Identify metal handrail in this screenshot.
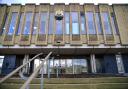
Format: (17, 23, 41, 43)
(20, 52, 52, 89)
(0, 53, 43, 83)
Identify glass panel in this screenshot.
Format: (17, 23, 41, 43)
(56, 20, 63, 34)
(54, 59, 60, 67)
(116, 55, 124, 73)
(33, 13, 39, 35)
(80, 59, 88, 73)
(60, 59, 66, 74)
(7, 12, 18, 35)
(34, 58, 47, 74)
(71, 12, 79, 34)
(65, 12, 70, 34)
(101, 12, 112, 34)
(66, 59, 73, 74)
(60, 59, 66, 68)
(80, 12, 86, 34)
(111, 13, 119, 35)
(86, 12, 96, 34)
(96, 12, 102, 34)
(73, 59, 88, 74)
(49, 12, 54, 34)
(49, 59, 54, 74)
(39, 12, 48, 34)
(23, 12, 32, 35)
(1, 13, 8, 35)
(17, 13, 23, 35)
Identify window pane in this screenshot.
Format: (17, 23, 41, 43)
(1, 13, 8, 35)
(71, 12, 79, 34)
(49, 12, 54, 34)
(39, 12, 48, 34)
(60, 59, 66, 67)
(33, 13, 39, 34)
(111, 13, 119, 35)
(86, 12, 96, 34)
(96, 12, 102, 34)
(56, 20, 63, 34)
(17, 13, 23, 35)
(23, 12, 32, 35)
(8, 12, 18, 35)
(80, 12, 86, 34)
(101, 12, 112, 34)
(66, 59, 73, 74)
(54, 59, 60, 67)
(65, 12, 70, 34)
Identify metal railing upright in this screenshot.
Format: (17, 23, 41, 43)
(20, 52, 52, 89)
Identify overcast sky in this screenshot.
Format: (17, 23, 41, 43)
(0, 0, 128, 5)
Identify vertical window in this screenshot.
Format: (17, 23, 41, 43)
(8, 12, 18, 35)
(49, 12, 54, 34)
(33, 13, 39, 35)
(86, 12, 96, 34)
(39, 12, 48, 34)
(95, 12, 102, 34)
(101, 12, 112, 34)
(65, 12, 70, 34)
(71, 12, 79, 34)
(17, 13, 23, 35)
(80, 12, 86, 34)
(23, 12, 32, 35)
(56, 20, 63, 34)
(0, 13, 8, 35)
(111, 13, 119, 35)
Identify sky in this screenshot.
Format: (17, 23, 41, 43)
(0, 0, 128, 5)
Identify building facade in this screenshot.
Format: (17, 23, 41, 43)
(0, 3, 128, 76)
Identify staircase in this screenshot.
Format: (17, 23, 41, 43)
(0, 77, 128, 89)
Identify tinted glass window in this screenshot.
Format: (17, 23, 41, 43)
(71, 12, 79, 34)
(8, 12, 18, 35)
(96, 12, 102, 34)
(65, 12, 70, 34)
(111, 13, 119, 35)
(56, 20, 63, 34)
(80, 12, 86, 34)
(33, 13, 39, 35)
(86, 12, 96, 34)
(0, 13, 8, 35)
(101, 12, 112, 34)
(49, 12, 54, 34)
(17, 13, 23, 35)
(23, 12, 32, 35)
(39, 12, 48, 34)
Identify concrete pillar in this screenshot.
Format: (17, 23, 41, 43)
(23, 54, 29, 74)
(90, 54, 97, 73)
(116, 54, 125, 74)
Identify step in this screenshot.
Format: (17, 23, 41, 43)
(2, 77, 128, 84)
(0, 77, 128, 89)
(0, 83, 128, 89)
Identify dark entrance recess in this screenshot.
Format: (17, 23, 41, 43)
(104, 54, 118, 74)
(1, 55, 16, 75)
(122, 54, 128, 73)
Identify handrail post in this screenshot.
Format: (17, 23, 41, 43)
(41, 65, 44, 89)
(20, 52, 52, 89)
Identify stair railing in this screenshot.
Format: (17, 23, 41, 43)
(0, 53, 43, 83)
(20, 52, 52, 89)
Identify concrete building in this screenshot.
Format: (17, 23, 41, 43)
(0, 3, 128, 78)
